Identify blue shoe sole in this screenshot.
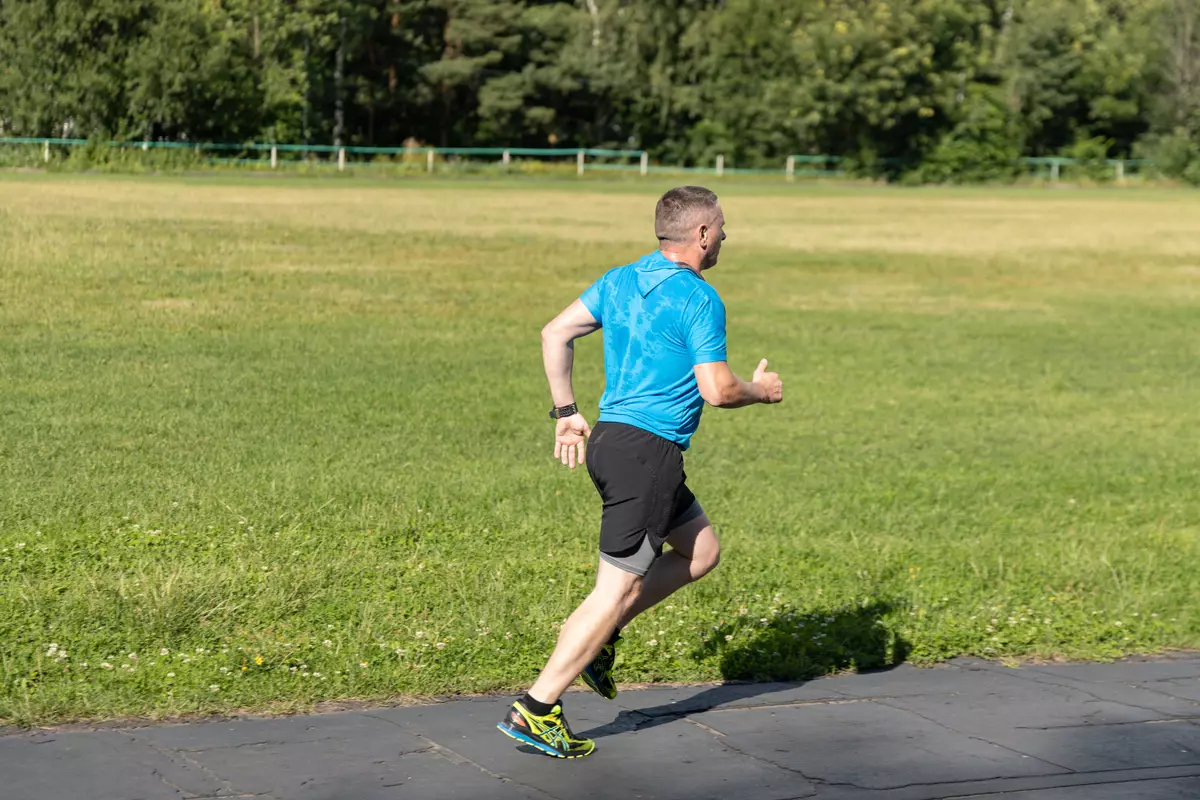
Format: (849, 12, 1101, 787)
(496, 722, 592, 759)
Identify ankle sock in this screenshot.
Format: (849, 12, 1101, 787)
(520, 693, 556, 716)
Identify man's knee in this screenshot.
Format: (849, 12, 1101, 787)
(693, 542, 720, 578)
(593, 561, 643, 605)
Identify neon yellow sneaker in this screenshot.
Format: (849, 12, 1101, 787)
(580, 636, 619, 700)
(496, 700, 596, 759)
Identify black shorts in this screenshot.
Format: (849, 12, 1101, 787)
(584, 421, 703, 576)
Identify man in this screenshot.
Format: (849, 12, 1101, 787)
(496, 186, 783, 758)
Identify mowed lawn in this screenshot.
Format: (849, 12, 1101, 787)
(1, 175, 1198, 725)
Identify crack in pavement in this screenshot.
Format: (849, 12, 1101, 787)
(1035, 670, 1200, 708)
(935, 770, 1200, 799)
(967, 663, 1199, 721)
(693, 716, 1079, 797)
(148, 766, 191, 797)
(670, 698, 1178, 797)
(126, 730, 245, 799)
(165, 734, 352, 753)
(1015, 716, 1200, 731)
(362, 712, 561, 800)
(873, 699, 1076, 774)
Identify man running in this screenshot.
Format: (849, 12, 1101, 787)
(497, 186, 783, 758)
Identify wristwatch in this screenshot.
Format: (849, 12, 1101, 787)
(549, 403, 579, 420)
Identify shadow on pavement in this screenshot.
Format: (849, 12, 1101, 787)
(577, 600, 908, 741)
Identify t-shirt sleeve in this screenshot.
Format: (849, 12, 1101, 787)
(578, 276, 604, 324)
(683, 290, 727, 365)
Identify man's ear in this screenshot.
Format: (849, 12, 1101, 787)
(699, 224, 708, 247)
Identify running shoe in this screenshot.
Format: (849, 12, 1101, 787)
(496, 700, 596, 759)
(580, 635, 619, 700)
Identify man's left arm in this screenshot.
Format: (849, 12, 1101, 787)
(542, 299, 601, 469)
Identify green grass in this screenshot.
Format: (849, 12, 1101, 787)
(2, 175, 1199, 726)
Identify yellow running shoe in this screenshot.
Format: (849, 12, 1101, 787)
(496, 700, 596, 759)
(580, 636, 619, 700)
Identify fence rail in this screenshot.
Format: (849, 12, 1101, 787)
(0, 137, 1153, 182)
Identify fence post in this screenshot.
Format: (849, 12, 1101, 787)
(502, 149, 511, 169)
(640, 151, 648, 177)
(426, 149, 434, 173)
(786, 155, 795, 182)
(337, 147, 346, 172)
(577, 149, 585, 177)
(716, 154, 724, 177)
(1050, 159, 1060, 182)
(43, 140, 50, 163)
(270, 145, 277, 169)
(1115, 160, 1125, 183)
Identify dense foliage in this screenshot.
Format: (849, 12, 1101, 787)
(2, 0, 1199, 180)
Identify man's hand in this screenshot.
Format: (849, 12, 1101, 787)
(752, 358, 783, 404)
(554, 413, 591, 469)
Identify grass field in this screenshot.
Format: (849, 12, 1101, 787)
(1, 174, 1199, 726)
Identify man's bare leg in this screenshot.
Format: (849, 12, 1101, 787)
(617, 514, 720, 629)
(527, 560, 642, 704)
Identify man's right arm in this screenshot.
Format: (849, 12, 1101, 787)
(694, 359, 783, 408)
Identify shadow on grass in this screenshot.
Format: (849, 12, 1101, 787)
(576, 599, 907, 741)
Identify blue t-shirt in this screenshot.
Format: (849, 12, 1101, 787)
(579, 251, 727, 449)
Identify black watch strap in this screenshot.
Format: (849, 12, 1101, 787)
(549, 403, 578, 420)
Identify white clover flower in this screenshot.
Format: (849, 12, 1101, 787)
(323, 640, 333, 648)
(167, 672, 175, 678)
(128, 653, 138, 661)
(209, 685, 220, 693)
(415, 631, 425, 638)
(435, 643, 446, 650)
(160, 648, 169, 656)
(725, 634, 734, 641)
(647, 639, 658, 646)
(219, 667, 229, 673)
(101, 663, 113, 670)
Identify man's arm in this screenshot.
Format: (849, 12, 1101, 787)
(542, 300, 601, 468)
(542, 299, 602, 407)
(694, 359, 782, 409)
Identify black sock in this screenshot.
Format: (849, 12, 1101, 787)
(520, 693, 556, 716)
(608, 627, 622, 645)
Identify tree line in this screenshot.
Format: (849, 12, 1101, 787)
(2, 0, 1199, 181)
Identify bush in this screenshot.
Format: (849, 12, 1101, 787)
(1134, 130, 1200, 185)
(908, 86, 1021, 184)
(1064, 136, 1115, 182)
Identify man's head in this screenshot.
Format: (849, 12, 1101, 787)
(655, 186, 725, 271)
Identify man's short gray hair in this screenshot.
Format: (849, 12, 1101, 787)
(655, 186, 719, 244)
